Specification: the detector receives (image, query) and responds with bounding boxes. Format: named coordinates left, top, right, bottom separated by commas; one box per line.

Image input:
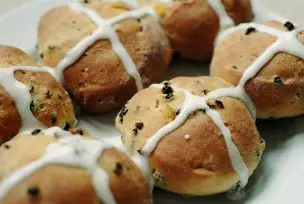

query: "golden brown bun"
left=0, top=133, right=152, bottom=204
left=210, top=21, right=304, bottom=119
left=115, top=76, right=265, bottom=195
left=137, top=0, right=252, bottom=60
left=38, top=1, right=172, bottom=113
left=0, top=45, right=76, bottom=145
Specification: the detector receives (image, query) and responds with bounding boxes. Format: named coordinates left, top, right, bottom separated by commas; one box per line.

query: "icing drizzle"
left=56, top=3, right=157, bottom=89
left=137, top=22, right=304, bottom=189
left=207, top=0, right=235, bottom=29
left=0, top=127, right=116, bottom=204
left=0, top=66, right=58, bottom=133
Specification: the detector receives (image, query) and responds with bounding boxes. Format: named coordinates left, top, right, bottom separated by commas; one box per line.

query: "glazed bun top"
left=136, top=0, right=253, bottom=60
left=116, top=76, right=264, bottom=195
left=211, top=21, right=304, bottom=118
left=0, top=45, right=76, bottom=145
left=0, top=127, right=152, bottom=204
left=38, top=0, right=172, bottom=113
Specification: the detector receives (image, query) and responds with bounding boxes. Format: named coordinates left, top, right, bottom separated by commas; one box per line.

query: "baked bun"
left=137, top=0, right=253, bottom=60
left=38, top=0, right=172, bottom=113
left=0, top=127, right=152, bottom=204
left=0, top=46, right=76, bottom=145
left=211, top=21, right=304, bottom=119
left=115, top=76, right=265, bottom=195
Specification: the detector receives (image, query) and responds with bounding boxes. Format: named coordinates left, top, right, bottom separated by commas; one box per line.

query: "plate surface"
left=0, top=1, right=303, bottom=203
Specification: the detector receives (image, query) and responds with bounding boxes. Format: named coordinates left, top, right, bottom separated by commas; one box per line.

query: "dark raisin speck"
left=284, top=21, right=295, bottom=31
left=245, top=27, right=256, bottom=35
left=164, top=81, right=170, bottom=86
left=29, top=86, right=34, bottom=93
left=133, top=128, right=138, bottom=135
left=119, top=106, right=128, bottom=118
left=176, top=109, right=181, bottom=115
left=162, top=85, right=173, bottom=95
left=137, top=149, right=143, bottom=155
left=165, top=93, right=173, bottom=99
left=51, top=114, right=57, bottom=124
left=32, top=129, right=41, bottom=135
left=202, top=109, right=206, bottom=113
left=45, top=90, right=51, bottom=98
left=274, top=76, right=283, bottom=86
left=4, top=144, right=10, bottom=149
left=256, top=150, right=261, bottom=157
left=27, top=186, right=40, bottom=197
left=64, top=123, right=71, bottom=131
left=215, top=100, right=224, bottom=109
left=135, top=122, right=144, bottom=130
left=30, top=101, right=36, bottom=111
left=114, top=162, right=123, bottom=176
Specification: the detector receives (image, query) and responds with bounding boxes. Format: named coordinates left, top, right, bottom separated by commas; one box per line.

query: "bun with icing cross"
left=137, top=0, right=253, bottom=60
left=0, top=46, right=76, bottom=146
left=37, top=0, right=172, bottom=113
left=211, top=21, right=304, bottom=119
left=0, top=127, right=152, bottom=204
left=115, top=76, right=265, bottom=195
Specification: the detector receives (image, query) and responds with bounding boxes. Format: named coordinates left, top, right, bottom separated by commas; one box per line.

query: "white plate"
left=0, top=1, right=303, bottom=203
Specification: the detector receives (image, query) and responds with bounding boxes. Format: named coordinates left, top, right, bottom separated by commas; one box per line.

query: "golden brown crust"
left=138, top=0, right=252, bottom=60
left=115, top=76, right=265, bottom=195
left=38, top=1, right=172, bottom=113
left=210, top=21, right=304, bottom=119
left=0, top=45, right=76, bottom=145
left=0, top=134, right=152, bottom=204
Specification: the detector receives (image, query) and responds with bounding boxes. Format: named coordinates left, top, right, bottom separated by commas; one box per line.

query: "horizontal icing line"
left=205, top=87, right=256, bottom=119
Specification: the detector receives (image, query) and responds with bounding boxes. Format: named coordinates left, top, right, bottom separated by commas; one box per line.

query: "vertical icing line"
left=207, top=0, right=235, bottom=29
left=0, top=131, right=116, bottom=204
left=0, top=66, right=59, bottom=133
left=57, top=2, right=157, bottom=90
left=142, top=83, right=249, bottom=187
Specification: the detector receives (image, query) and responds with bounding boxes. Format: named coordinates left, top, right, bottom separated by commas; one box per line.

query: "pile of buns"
left=0, top=0, right=303, bottom=203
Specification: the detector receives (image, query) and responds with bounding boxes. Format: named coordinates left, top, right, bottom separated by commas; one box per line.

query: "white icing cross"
left=56, top=3, right=157, bottom=90
left=0, top=128, right=116, bottom=204
left=141, top=84, right=249, bottom=187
